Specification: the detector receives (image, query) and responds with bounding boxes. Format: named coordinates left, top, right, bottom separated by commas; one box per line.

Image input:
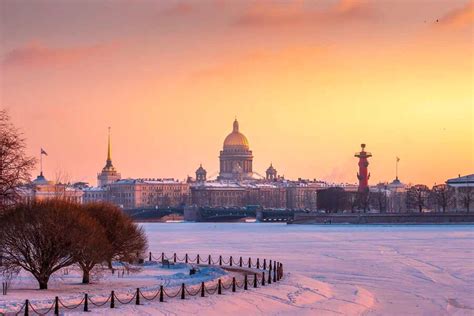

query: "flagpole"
left=396, top=157, right=398, bottom=180
left=40, top=148, right=43, bottom=176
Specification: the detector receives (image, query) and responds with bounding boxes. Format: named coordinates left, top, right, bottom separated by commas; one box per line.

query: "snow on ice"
left=1, top=223, right=473, bottom=315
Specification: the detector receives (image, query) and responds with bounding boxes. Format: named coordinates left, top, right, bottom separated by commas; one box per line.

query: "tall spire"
left=107, top=127, right=112, bottom=163
left=103, top=127, right=114, bottom=170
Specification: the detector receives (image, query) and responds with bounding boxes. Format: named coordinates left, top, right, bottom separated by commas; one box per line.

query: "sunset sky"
left=1, top=0, right=472, bottom=186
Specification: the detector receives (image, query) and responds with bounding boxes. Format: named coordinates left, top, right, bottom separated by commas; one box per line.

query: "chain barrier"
left=163, top=288, right=182, bottom=298
left=7, top=254, right=284, bottom=315
left=184, top=285, right=201, bottom=296
left=204, top=284, right=218, bottom=295
left=13, top=301, right=26, bottom=316
left=28, top=301, right=55, bottom=316
left=88, top=294, right=112, bottom=307
left=58, top=297, right=85, bottom=310
left=114, top=292, right=137, bottom=305
left=221, top=281, right=232, bottom=290
left=139, top=289, right=160, bottom=301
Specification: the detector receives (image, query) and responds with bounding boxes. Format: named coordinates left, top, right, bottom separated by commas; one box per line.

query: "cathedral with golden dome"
left=218, top=119, right=254, bottom=181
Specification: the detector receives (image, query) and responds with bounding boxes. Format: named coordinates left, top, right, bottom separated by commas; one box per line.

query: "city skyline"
left=2, top=0, right=472, bottom=186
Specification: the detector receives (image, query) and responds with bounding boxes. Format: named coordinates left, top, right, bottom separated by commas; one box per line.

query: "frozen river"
left=136, top=223, right=474, bottom=316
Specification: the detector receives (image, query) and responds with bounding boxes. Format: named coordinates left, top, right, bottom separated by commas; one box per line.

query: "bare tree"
left=461, top=187, right=473, bottom=213
left=0, top=109, right=36, bottom=211
left=71, top=216, right=112, bottom=284
left=406, top=184, right=430, bottom=213
left=0, top=200, right=83, bottom=289
left=83, top=202, right=147, bottom=267
left=430, top=184, right=453, bottom=212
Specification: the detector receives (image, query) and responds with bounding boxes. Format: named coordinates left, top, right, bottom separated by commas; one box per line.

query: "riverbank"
left=290, top=212, right=474, bottom=225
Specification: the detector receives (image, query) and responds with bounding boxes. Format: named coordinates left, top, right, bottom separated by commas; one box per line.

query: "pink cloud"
left=160, top=2, right=194, bottom=16
left=234, top=0, right=375, bottom=27
left=2, top=41, right=118, bottom=68
left=438, top=1, right=473, bottom=29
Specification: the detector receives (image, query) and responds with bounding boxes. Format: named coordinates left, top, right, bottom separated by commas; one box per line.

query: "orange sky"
left=1, top=0, right=473, bottom=186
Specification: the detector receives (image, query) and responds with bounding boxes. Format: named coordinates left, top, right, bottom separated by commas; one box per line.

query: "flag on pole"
left=41, top=148, right=48, bottom=156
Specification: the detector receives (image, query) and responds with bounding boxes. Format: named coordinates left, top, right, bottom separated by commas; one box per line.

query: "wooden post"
left=54, top=296, right=59, bottom=315
left=208, top=254, right=211, bottom=265
left=257, top=258, right=260, bottom=269
left=273, top=264, right=277, bottom=282
left=24, top=299, right=29, bottom=316
left=161, top=252, right=165, bottom=263
left=263, top=259, right=266, bottom=270
left=268, top=267, right=272, bottom=284
left=230, top=256, right=233, bottom=267
left=244, top=274, right=248, bottom=290
left=159, top=285, right=164, bottom=302
left=84, top=294, right=88, bottom=312
left=239, top=256, right=243, bottom=267
left=149, top=251, right=152, bottom=261
left=219, top=255, right=222, bottom=266
left=218, top=279, right=222, bottom=294
left=253, top=273, right=257, bottom=288
left=232, top=277, right=236, bottom=292
left=262, top=272, right=265, bottom=286
left=185, top=253, right=188, bottom=263
left=201, top=282, right=205, bottom=297
left=110, top=291, right=115, bottom=308
left=181, top=283, right=185, bottom=300
left=248, top=257, right=251, bottom=268
left=174, top=253, right=177, bottom=263
left=136, top=288, right=140, bottom=305
left=197, top=254, right=200, bottom=264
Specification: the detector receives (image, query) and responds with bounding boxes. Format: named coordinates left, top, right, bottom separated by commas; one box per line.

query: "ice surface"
left=1, top=223, right=473, bottom=315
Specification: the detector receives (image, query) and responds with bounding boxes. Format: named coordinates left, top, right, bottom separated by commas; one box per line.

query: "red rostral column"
left=354, top=144, right=372, bottom=192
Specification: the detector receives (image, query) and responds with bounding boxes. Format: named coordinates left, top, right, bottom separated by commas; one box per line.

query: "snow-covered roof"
left=114, top=178, right=187, bottom=185
left=446, top=174, right=474, bottom=187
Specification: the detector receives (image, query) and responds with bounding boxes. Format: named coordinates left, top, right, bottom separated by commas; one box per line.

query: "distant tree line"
left=317, top=184, right=472, bottom=213
left=0, top=200, right=147, bottom=289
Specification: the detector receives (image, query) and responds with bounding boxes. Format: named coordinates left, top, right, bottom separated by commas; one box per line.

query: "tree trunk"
left=82, top=269, right=90, bottom=284
left=38, top=278, right=49, bottom=290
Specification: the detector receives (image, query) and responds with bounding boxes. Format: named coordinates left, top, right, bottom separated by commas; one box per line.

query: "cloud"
left=2, top=41, right=118, bottom=68
left=159, top=2, right=194, bottom=17
left=234, top=0, right=375, bottom=28
left=437, top=1, right=473, bottom=29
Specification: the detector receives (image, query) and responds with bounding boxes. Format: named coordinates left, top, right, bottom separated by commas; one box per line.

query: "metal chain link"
left=163, top=288, right=181, bottom=298
left=58, top=297, right=85, bottom=310
left=114, top=292, right=137, bottom=305
left=28, top=301, right=55, bottom=316
left=184, top=285, right=201, bottom=296
left=140, top=289, right=160, bottom=301
left=88, top=294, right=112, bottom=307
left=14, top=302, right=26, bottom=316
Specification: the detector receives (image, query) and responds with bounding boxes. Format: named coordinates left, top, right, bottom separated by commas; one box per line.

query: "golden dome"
left=223, top=119, right=249, bottom=150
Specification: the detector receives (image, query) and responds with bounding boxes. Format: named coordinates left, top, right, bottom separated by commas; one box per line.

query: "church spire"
left=107, top=127, right=112, bottom=163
